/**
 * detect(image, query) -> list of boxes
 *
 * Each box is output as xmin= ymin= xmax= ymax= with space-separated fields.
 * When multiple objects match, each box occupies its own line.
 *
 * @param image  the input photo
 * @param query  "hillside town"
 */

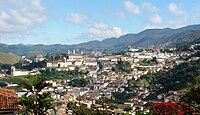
xmin=1 ymin=0 xmax=200 ymax=114
xmin=1 ymin=44 xmax=200 ymax=114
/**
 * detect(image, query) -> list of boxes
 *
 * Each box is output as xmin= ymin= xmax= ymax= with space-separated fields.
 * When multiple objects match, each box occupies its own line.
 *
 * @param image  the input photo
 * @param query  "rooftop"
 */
xmin=0 ymin=88 xmax=19 ymax=110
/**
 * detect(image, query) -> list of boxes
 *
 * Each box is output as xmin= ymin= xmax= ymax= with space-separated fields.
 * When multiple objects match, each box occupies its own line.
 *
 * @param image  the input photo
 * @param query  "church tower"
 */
xmin=11 ymin=66 xmax=16 ymax=76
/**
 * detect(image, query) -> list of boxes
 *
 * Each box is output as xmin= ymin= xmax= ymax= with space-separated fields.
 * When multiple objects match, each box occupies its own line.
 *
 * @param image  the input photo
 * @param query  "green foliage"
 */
xmin=183 ymin=77 xmax=200 ymax=112
xmin=40 ymin=69 xmax=88 ymax=80
xmin=96 ymin=97 xmax=116 ymax=105
xmin=194 ymin=45 xmax=200 ymax=50
xmin=125 ymin=79 xmax=143 ymax=92
xmin=13 ymin=62 xmax=23 ymax=69
xmin=0 ymin=82 xmax=7 ymax=88
xmin=17 ymin=75 xmax=55 ymax=115
xmin=68 ymin=78 xmax=89 ymax=87
xmin=0 ymin=63 xmax=12 ymax=70
xmin=138 ymin=60 xmax=156 ymax=66
xmin=176 ymin=44 xmax=193 ymax=51
xmin=187 ymin=51 xmax=200 ymax=60
xmin=112 ymin=91 xmax=135 ymax=104
xmin=0 ymin=63 xmax=12 ymax=74
xmin=112 ymin=60 xmax=132 ymax=73
xmin=15 ymin=61 xmax=47 ymax=71
xmin=0 ymin=76 xmax=29 ymax=84
xmin=143 ymin=59 xmax=200 ymax=99
xmin=136 ymin=111 xmax=152 ymax=115
xmin=123 ymin=106 xmax=132 ymax=111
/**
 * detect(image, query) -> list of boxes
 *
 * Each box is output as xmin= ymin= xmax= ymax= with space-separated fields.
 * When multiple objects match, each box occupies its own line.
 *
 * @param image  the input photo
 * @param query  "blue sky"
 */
xmin=0 ymin=0 xmax=200 ymax=45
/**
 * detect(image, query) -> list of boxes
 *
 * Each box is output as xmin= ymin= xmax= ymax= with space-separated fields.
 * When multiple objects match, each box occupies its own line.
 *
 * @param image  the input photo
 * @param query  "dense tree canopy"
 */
xmin=0 ymin=82 xmax=7 ymax=88
xmin=15 ymin=61 xmax=47 ymax=71
xmin=112 ymin=91 xmax=135 ymax=104
xmin=68 ymin=78 xmax=89 ymax=87
xmin=112 ymin=60 xmax=132 ymax=73
xmin=40 ymin=68 xmax=88 ymax=80
xmin=142 ymin=59 xmax=200 ymax=99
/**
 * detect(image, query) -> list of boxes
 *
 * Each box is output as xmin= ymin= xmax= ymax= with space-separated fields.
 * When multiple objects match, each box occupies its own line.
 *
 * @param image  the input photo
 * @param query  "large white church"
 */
xmin=11 ymin=66 xmax=39 ymax=76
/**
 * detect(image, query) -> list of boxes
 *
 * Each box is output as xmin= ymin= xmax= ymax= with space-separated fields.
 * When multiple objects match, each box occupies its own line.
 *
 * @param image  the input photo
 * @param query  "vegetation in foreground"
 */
xmin=17 ymin=75 xmax=55 ymax=115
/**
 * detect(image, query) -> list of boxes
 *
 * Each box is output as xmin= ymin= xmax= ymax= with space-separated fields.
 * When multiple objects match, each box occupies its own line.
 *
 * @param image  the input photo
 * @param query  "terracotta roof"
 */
xmin=0 ymin=88 xmax=19 ymax=110
xmin=47 ymin=60 xmax=64 ymax=63
xmin=15 ymin=69 xmax=29 ymax=72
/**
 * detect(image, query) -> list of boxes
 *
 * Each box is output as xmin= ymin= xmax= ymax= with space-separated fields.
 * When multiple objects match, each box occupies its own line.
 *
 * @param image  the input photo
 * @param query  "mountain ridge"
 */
xmin=1 ymin=24 xmax=200 ymax=56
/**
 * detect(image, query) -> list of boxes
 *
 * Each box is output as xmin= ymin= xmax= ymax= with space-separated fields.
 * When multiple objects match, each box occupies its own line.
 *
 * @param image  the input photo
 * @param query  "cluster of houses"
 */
xmin=47 ymin=50 xmax=98 ymax=67
xmin=2 ymin=46 xmax=200 ymax=114
xmin=46 ymin=53 xmax=98 ymax=72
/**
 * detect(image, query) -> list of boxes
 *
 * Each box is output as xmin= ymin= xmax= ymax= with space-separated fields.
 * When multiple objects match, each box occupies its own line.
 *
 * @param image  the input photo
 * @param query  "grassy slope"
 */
xmin=0 ymin=52 xmax=20 ymax=64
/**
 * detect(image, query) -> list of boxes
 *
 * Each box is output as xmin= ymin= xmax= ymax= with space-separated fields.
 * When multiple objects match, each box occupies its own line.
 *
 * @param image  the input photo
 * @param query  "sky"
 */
xmin=0 ymin=0 xmax=200 ymax=45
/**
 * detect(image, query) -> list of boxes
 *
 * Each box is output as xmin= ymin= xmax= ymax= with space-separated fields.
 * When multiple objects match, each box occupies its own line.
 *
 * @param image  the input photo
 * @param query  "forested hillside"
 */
xmin=143 ymin=59 xmax=200 ymax=99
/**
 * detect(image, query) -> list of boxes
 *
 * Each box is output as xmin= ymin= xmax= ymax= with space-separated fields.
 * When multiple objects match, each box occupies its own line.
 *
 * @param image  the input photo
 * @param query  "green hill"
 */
xmin=0 ymin=52 xmax=20 ymax=64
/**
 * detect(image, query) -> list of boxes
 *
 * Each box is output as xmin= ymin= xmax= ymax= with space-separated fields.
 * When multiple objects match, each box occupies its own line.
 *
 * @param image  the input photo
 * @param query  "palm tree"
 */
xmin=18 ymin=75 xmax=56 ymax=115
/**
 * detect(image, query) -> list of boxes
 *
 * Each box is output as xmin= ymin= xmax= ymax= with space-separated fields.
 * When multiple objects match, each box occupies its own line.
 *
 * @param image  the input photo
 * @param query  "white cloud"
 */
xmin=144 ymin=21 xmax=185 ymax=30
xmin=149 ymin=14 xmax=163 ymax=24
xmin=144 ymin=24 xmax=166 ymax=30
xmin=145 ymin=3 xmax=190 ymax=29
xmin=167 ymin=20 xmax=188 ymax=28
xmin=168 ymin=3 xmax=185 ymax=16
xmin=142 ymin=2 xmax=159 ymax=13
xmin=0 ymin=0 xmax=46 ymax=33
xmin=145 ymin=16 xmax=189 ymax=30
xmin=117 ymin=12 xmax=126 ymax=20
xmin=124 ymin=1 xmax=140 ymax=14
xmin=66 ymin=13 xmax=88 ymax=25
xmin=87 ymin=22 xmax=126 ymax=40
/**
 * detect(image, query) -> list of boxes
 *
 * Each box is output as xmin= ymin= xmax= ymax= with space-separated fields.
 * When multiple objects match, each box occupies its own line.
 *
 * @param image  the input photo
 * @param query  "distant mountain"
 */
xmin=0 ymin=52 xmax=20 ymax=64
xmin=1 ymin=24 xmax=200 ymax=56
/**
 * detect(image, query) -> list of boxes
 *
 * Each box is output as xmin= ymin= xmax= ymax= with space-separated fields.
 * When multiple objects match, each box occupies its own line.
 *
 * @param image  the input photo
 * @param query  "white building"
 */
xmin=137 ymin=55 xmax=152 ymax=60
xmin=128 ymin=47 xmax=139 ymax=52
xmin=11 ymin=66 xmax=39 ymax=76
xmin=74 ymin=60 xmax=83 ymax=66
xmin=47 ymin=57 xmax=73 ymax=68
xmin=67 ymin=89 xmax=88 ymax=96
xmin=34 ymin=54 xmax=46 ymax=62
xmin=11 ymin=66 xmax=29 ymax=76
xmin=68 ymin=54 xmax=83 ymax=61
xmin=83 ymin=61 xmax=97 ymax=66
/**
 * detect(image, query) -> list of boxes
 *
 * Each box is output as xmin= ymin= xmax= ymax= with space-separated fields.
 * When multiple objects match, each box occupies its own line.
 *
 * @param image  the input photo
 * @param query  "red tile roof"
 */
xmin=0 ymin=88 xmax=19 ymax=110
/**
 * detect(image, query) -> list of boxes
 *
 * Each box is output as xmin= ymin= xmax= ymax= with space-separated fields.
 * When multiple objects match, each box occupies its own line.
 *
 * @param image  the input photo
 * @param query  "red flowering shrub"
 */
xmin=151 ymin=102 xmax=195 ymax=115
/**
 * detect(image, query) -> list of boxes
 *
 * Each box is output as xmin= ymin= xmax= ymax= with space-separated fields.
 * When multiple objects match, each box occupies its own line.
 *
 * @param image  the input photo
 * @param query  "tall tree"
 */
xmin=18 ymin=75 xmax=56 ymax=115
